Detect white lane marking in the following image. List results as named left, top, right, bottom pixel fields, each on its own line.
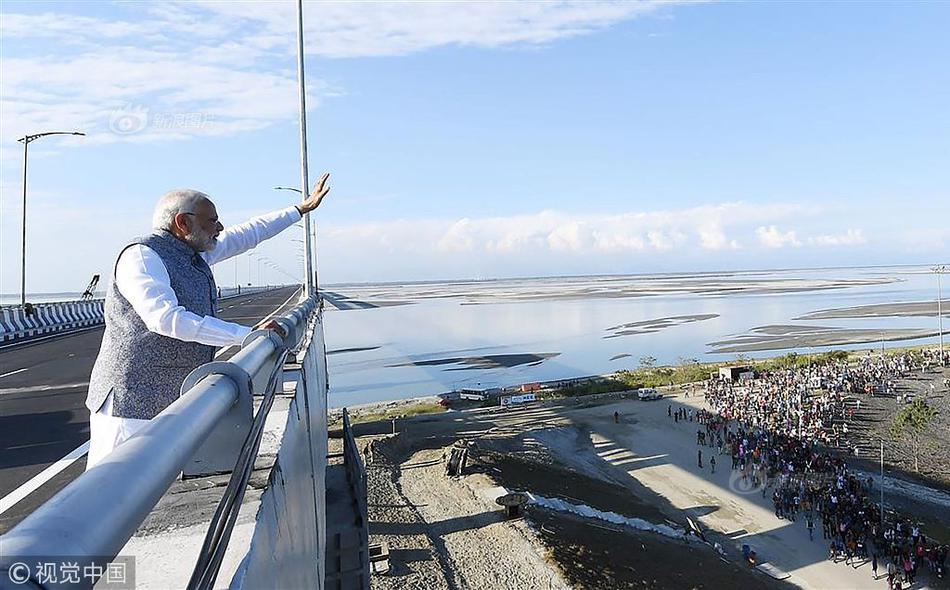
left=0, top=441, right=90, bottom=516
left=0, top=382, right=88, bottom=396
left=0, top=368, right=29, bottom=379
left=261, top=288, right=302, bottom=325
left=214, top=287, right=301, bottom=360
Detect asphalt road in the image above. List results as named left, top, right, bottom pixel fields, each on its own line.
left=0, top=286, right=301, bottom=534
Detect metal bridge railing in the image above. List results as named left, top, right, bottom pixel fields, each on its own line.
left=0, top=294, right=320, bottom=590
left=342, top=409, right=368, bottom=527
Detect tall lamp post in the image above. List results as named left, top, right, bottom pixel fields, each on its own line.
left=277, top=187, right=309, bottom=289
left=294, top=0, right=317, bottom=297
left=17, top=131, right=85, bottom=305
left=934, top=265, right=947, bottom=364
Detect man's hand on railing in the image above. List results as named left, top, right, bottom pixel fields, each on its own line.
left=253, top=319, right=287, bottom=339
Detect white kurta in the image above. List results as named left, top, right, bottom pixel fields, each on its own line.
left=86, top=206, right=302, bottom=470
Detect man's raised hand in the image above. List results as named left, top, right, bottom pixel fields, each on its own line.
left=299, top=172, right=331, bottom=214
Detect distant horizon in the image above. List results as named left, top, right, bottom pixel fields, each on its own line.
left=2, top=259, right=946, bottom=301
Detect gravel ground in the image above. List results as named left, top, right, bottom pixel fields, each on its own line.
left=366, top=452, right=458, bottom=589
left=367, top=438, right=569, bottom=590
left=844, top=363, right=950, bottom=486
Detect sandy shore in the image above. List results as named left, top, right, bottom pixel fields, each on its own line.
left=798, top=300, right=949, bottom=320
left=325, top=274, right=900, bottom=308
left=708, top=325, right=941, bottom=353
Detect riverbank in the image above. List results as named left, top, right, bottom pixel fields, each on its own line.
left=358, top=399, right=795, bottom=589
left=349, top=357, right=949, bottom=588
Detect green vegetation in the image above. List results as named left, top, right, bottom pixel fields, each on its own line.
left=756, top=350, right=851, bottom=372
left=890, top=399, right=938, bottom=473
left=544, top=377, right=633, bottom=398
left=341, top=401, right=446, bottom=426
left=545, top=349, right=858, bottom=399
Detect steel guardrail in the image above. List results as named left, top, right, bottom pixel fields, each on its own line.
left=342, top=410, right=368, bottom=526
left=0, top=294, right=319, bottom=590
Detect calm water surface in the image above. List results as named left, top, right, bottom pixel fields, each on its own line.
left=323, top=266, right=946, bottom=407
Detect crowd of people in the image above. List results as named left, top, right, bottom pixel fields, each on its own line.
left=669, top=348, right=948, bottom=588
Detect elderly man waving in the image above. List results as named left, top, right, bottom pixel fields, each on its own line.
left=84, top=174, right=330, bottom=469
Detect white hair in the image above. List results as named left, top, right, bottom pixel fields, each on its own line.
left=152, top=189, right=211, bottom=231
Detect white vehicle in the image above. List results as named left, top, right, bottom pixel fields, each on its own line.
left=501, top=393, right=537, bottom=407
left=637, top=387, right=662, bottom=400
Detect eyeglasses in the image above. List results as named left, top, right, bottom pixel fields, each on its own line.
left=182, top=212, right=222, bottom=227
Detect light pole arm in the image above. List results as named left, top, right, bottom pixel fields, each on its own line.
left=18, top=131, right=85, bottom=144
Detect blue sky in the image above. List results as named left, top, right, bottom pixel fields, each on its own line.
left=1, top=1, right=948, bottom=292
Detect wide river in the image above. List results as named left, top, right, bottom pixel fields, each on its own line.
left=320, top=265, right=948, bottom=407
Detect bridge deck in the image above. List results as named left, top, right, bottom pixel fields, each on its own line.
left=0, top=286, right=301, bottom=534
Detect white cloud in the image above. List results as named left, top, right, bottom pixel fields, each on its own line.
left=437, top=218, right=477, bottom=253
left=548, top=222, right=588, bottom=252
left=189, top=1, right=686, bottom=58
left=327, top=202, right=829, bottom=259
left=756, top=225, right=801, bottom=249
left=646, top=229, right=686, bottom=251
left=0, top=193, right=873, bottom=291
left=698, top=225, right=739, bottom=250
left=894, top=227, right=949, bottom=253
left=0, top=46, right=320, bottom=145
left=807, top=229, right=866, bottom=247
left=0, top=1, right=685, bottom=147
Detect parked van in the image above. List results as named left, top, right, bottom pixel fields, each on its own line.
left=637, top=387, right=661, bottom=401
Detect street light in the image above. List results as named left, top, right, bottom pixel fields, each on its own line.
left=247, top=252, right=256, bottom=286
left=294, top=0, right=316, bottom=297
left=17, top=130, right=85, bottom=305
left=934, top=265, right=947, bottom=364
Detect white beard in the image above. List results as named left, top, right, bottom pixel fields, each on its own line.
left=185, top=225, right=218, bottom=252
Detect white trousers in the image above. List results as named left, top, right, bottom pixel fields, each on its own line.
left=86, top=394, right=149, bottom=470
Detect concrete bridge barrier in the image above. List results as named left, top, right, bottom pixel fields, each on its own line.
left=0, top=286, right=286, bottom=344
left=0, top=300, right=105, bottom=343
